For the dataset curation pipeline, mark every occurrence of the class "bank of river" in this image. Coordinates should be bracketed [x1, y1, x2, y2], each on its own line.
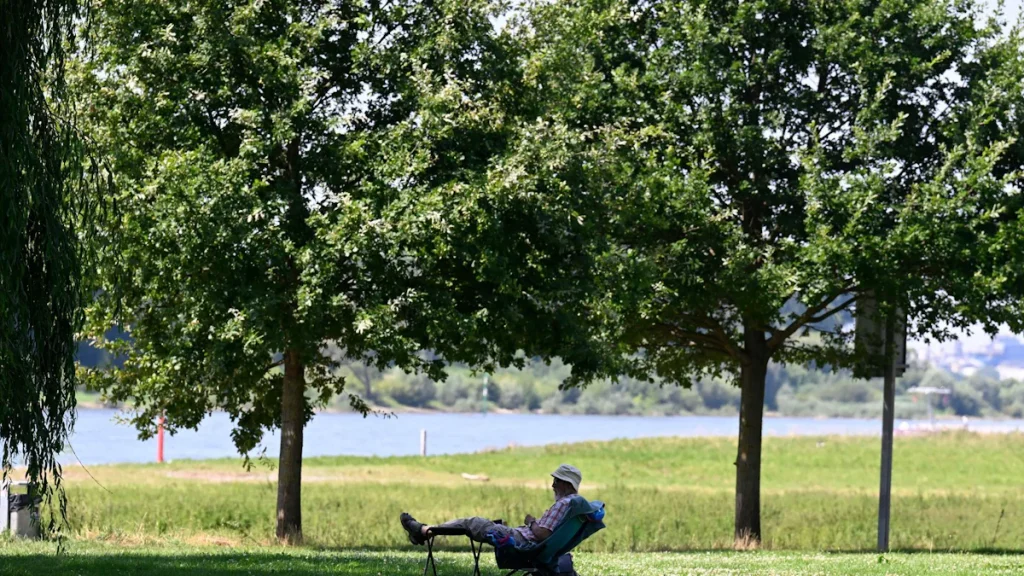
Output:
[63, 409, 1024, 465]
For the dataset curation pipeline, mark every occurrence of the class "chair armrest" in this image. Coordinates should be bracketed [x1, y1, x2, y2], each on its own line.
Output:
[428, 527, 473, 537]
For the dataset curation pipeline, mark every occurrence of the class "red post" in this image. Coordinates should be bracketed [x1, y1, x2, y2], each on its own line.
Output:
[157, 415, 165, 463]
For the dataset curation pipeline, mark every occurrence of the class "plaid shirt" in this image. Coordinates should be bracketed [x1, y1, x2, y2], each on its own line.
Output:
[515, 495, 574, 542]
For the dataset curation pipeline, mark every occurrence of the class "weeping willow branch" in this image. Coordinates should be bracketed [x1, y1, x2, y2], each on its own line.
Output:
[1, 0, 102, 540]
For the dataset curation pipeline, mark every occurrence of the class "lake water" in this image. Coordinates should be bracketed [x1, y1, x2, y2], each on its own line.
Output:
[59, 410, 1024, 465]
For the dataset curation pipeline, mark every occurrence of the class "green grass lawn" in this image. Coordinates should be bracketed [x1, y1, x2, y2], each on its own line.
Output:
[32, 432, 1024, 551]
[2, 432, 1023, 574]
[1, 540, 1022, 575]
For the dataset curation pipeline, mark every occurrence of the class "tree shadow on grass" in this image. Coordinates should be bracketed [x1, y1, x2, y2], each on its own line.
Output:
[622, 547, 1024, 556]
[7, 546, 1023, 576]
[306, 542, 1024, 557]
[2, 550, 480, 576]
[826, 547, 1024, 556]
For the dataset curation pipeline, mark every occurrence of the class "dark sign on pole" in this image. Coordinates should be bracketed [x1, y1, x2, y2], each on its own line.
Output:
[853, 295, 907, 379]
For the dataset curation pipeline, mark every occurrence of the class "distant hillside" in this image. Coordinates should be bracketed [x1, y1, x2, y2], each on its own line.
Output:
[77, 323, 1024, 420]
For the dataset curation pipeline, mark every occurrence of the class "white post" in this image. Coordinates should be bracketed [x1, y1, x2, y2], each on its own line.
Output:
[482, 375, 489, 416]
[420, 429, 427, 457]
[927, 394, 934, 429]
[1, 480, 8, 533]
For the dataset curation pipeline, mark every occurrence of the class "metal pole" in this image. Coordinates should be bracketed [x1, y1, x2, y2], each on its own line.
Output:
[420, 429, 427, 457]
[878, 314, 896, 552]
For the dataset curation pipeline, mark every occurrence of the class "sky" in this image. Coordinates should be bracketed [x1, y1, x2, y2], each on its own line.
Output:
[987, 0, 1023, 21]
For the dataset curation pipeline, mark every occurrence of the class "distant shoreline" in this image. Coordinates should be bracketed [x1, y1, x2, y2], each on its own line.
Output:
[72, 400, 1021, 423]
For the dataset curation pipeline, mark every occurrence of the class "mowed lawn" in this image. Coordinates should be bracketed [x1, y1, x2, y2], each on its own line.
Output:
[23, 432, 1024, 550]
[1, 432, 1023, 575]
[1, 541, 1023, 575]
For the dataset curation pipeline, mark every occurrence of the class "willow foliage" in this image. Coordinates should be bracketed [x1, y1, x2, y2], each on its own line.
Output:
[1, 0, 100, 534]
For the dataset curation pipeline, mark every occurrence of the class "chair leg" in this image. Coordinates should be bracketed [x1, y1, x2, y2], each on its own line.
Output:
[469, 538, 483, 576]
[423, 537, 438, 576]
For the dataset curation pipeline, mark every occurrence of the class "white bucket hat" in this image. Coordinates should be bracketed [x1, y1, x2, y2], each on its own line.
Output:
[551, 464, 582, 492]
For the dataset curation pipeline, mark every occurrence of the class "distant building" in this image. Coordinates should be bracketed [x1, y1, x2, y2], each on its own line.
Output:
[912, 332, 1024, 381]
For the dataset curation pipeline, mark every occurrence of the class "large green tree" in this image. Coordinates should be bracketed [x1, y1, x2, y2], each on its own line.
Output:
[492, 0, 1024, 542]
[1, 0, 99, 530]
[73, 0, 516, 542]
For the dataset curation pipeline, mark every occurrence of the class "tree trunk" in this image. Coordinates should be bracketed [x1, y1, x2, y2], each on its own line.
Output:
[735, 331, 768, 545]
[276, 349, 305, 544]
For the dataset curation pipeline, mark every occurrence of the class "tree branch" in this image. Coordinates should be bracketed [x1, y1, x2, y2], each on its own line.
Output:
[711, 323, 746, 362]
[668, 312, 747, 363]
[657, 322, 729, 351]
[805, 294, 859, 325]
[766, 284, 856, 351]
[264, 358, 285, 374]
[310, 82, 340, 113]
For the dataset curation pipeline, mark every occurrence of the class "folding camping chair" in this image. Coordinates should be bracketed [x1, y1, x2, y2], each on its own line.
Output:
[494, 497, 605, 576]
[419, 496, 605, 576]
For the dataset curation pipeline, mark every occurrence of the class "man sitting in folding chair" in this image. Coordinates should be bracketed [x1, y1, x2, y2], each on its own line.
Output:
[402, 464, 583, 548]
[401, 464, 599, 575]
